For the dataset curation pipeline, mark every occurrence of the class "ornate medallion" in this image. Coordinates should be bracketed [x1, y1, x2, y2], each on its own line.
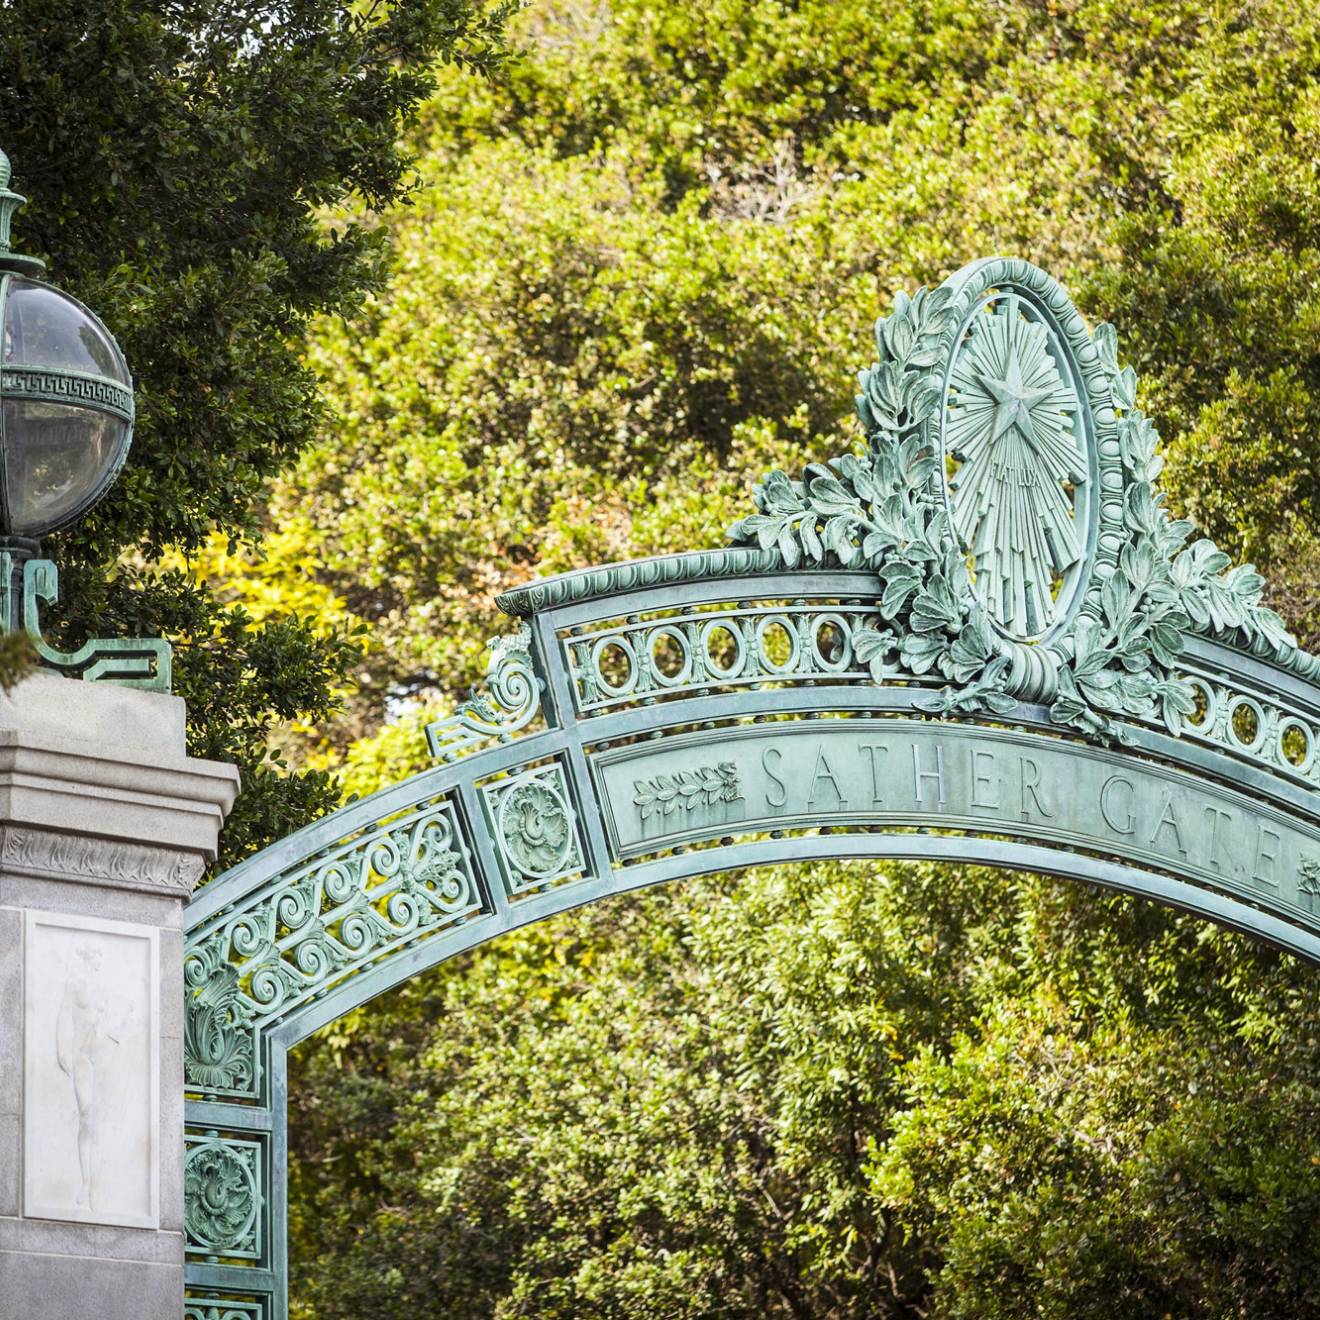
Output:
[497, 777, 573, 878]
[944, 292, 1088, 639]
[184, 1140, 258, 1255]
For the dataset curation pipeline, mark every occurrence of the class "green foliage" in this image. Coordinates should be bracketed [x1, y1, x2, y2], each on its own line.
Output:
[871, 1003, 1320, 1318]
[0, 630, 35, 692]
[0, 0, 511, 865]
[292, 151, 834, 700]
[292, 867, 1320, 1318]
[271, 0, 1320, 731]
[261, 0, 1320, 1313]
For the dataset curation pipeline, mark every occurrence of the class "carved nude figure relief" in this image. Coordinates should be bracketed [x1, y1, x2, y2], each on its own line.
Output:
[54, 942, 126, 1210]
[24, 912, 159, 1228]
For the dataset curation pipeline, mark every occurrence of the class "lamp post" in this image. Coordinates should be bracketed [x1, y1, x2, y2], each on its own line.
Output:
[0, 147, 168, 688]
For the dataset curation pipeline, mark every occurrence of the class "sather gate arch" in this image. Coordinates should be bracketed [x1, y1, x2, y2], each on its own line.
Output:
[180, 259, 1320, 1320]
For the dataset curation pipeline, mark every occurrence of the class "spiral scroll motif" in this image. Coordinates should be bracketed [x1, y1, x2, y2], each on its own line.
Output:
[183, 1303, 263, 1320]
[183, 799, 479, 1098]
[427, 621, 543, 761]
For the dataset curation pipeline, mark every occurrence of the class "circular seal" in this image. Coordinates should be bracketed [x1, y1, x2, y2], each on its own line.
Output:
[931, 260, 1118, 655]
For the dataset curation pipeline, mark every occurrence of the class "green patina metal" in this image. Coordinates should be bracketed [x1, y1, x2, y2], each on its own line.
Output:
[0, 147, 171, 692]
[0, 149, 46, 277]
[0, 553, 173, 688]
[181, 258, 1320, 1320]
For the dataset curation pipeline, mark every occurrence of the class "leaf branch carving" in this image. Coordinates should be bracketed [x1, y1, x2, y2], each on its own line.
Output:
[633, 763, 743, 821]
[728, 281, 1011, 715]
[1049, 322, 1297, 740]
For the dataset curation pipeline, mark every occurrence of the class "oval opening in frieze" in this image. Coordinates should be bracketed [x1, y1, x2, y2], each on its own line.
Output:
[939, 283, 1099, 644]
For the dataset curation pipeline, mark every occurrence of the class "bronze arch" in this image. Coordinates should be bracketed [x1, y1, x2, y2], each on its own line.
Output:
[180, 260, 1320, 1320]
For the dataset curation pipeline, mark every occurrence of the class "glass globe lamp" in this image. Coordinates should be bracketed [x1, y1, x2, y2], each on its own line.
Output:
[0, 146, 165, 687]
[0, 148, 134, 552]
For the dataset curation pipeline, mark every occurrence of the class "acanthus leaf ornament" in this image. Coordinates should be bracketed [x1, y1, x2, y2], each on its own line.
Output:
[726, 256, 1301, 742]
[183, 933, 256, 1094]
[728, 276, 1015, 715]
[1045, 316, 1295, 741]
[0, 824, 204, 895]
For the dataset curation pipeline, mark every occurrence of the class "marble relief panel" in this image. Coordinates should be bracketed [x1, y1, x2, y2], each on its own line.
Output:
[23, 911, 159, 1228]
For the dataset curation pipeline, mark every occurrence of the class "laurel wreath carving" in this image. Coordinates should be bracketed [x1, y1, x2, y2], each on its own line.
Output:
[729, 284, 1018, 718]
[1048, 324, 1293, 737]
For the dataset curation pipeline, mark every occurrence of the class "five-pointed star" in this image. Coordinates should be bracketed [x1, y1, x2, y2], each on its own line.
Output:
[977, 350, 1056, 447]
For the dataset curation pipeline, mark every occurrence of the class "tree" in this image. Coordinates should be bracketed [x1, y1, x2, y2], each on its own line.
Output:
[249, 0, 1319, 741]
[0, 0, 511, 864]
[291, 864, 1320, 1319]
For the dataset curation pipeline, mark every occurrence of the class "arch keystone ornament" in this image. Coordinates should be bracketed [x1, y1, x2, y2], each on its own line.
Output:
[182, 258, 1320, 1320]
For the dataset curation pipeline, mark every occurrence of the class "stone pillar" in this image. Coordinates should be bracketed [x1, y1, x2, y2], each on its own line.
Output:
[0, 673, 239, 1320]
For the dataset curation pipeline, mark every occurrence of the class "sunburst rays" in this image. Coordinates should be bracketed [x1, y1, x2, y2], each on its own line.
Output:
[945, 296, 1085, 637]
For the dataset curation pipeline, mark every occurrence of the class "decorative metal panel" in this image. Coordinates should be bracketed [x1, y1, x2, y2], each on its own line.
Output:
[184, 796, 478, 1100]
[1169, 665, 1320, 788]
[184, 1133, 263, 1261]
[563, 601, 932, 714]
[482, 761, 586, 897]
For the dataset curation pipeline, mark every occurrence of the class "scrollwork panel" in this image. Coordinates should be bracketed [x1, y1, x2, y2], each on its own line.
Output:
[184, 798, 480, 1099]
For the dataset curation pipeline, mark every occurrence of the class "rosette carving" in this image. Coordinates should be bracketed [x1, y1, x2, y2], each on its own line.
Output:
[184, 1140, 258, 1255]
[498, 779, 572, 878]
[487, 765, 584, 892]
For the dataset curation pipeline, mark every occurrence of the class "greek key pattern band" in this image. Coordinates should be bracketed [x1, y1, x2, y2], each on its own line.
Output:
[1, 365, 134, 422]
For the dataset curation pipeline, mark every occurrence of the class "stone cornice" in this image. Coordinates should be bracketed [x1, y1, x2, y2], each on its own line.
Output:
[0, 824, 206, 897]
[0, 735, 239, 859]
